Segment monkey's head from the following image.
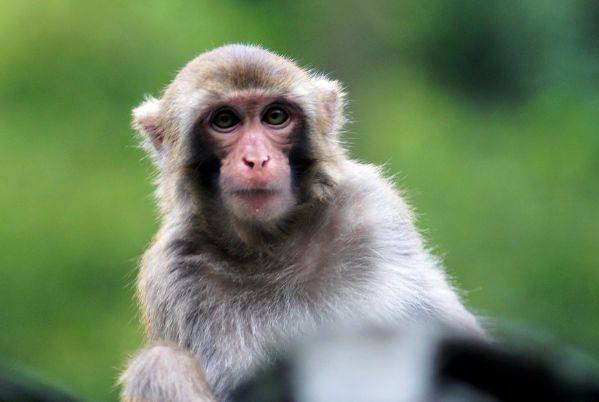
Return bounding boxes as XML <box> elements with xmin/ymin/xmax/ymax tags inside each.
<box><xmin>133</xmin><ymin>45</ymin><xmax>346</xmax><ymax>236</ymax></box>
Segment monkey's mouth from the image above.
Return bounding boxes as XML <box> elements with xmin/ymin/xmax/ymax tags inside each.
<box><xmin>232</xmin><ymin>188</ymin><xmax>278</xmax><ymax>197</ymax></box>
<box><xmin>229</xmin><ymin>188</ymin><xmax>286</xmax><ymax>215</ymax></box>
<box><xmin>231</xmin><ymin>188</ymin><xmax>279</xmax><ymax>203</ymax></box>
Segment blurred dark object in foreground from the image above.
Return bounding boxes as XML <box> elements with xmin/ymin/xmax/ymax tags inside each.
<box><xmin>438</xmin><ymin>337</ymin><xmax>599</xmax><ymax>402</ymax></box>
<box><xmin>233</xmin><ymin>329</ymin><xmax>599</xmax><ymax>402</ymax></box>
<box><xmin>2</xmin><ymin>329</ymin><xmax>598</xmax><ymax>402</ymax></box>
<box><xmin>0</xmin><ymin>366</ymin><xmax>80</xmax><ymax>402</ymax></box>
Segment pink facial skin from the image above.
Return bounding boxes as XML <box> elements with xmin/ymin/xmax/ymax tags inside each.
<box><xmin>203</xmin><ymin>95</ymin><xmax>298</xmax><ymax>223</ymax></box>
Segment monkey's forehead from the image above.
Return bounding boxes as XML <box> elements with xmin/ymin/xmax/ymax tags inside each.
<box><xmin>171</xmin><ymin>44</ymin><xmax>311</xmax><ymax>94</ymax></box>
<box><xmin>160</xmin><ymin>45</ymin><xmax>324</xmax><ymax>134</ymax></box>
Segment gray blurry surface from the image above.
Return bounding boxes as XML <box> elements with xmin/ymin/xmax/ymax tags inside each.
<box><xmin>295</xmin><ymin>331</ymin><xmax>433</xmax><ymax>402</ymax></box>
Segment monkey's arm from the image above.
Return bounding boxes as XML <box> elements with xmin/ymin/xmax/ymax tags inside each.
<box><xmin>119</xmin><ymin>343</ymin><xmax>217</xmax><ymax>402</ymax></box>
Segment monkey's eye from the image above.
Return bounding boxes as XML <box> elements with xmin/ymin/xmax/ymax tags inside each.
<box><xmin>263</xmin><ymin>106</ymin><xmax>290</xmax><ymax>127</ymax></box>
<box><xmin>211</xmin><ymin>109</ymin><xmax>240</xmax><ymax>131</ymax></box>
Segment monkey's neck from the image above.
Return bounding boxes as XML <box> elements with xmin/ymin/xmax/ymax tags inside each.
<box><xmin>184</xmin><ymin>197</ymin><xmax>326</xmax><ymax>262</ymax></box>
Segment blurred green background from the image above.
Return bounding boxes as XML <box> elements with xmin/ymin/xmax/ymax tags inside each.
<box><xmin>1</xmin><ymin>0</ymin><xmax>598</xmax><ymax>400</ymax></box>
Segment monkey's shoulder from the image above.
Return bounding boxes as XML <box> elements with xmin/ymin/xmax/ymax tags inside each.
<box><xmin>333</xmin><ymin>161</ymin><xmax>417</xmax><ymax>231</ymax></box>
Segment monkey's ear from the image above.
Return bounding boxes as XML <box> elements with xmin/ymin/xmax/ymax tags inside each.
<box><xmin>132</xmin><ymin>96</ymin><xmax>165</xmax><ymax>159</ymax></box>
<box><xmin>313</xmin><ymin>77</ymin><xmax>346</xmax><ymax>135</ymax></box>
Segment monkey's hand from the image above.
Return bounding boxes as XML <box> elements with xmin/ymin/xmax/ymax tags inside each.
<box><xmin>119</xmin><ymin>342</ymin><xmax>217</xmax><ymax>402</ymax></box>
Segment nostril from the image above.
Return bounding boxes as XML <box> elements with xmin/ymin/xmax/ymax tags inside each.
<box><xmin>243</xmin><ymin>157</ymin><xmax>255</xmax><ymax>169</ymax></box>
<box><xmin>243</xmin><ymin>156</ymin><xmax>270</xmax><ymax>169</ymax></box>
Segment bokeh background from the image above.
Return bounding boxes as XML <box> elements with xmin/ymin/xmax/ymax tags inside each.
<box><xmin>1</xmin><ymin>0</ymin><xmax>598</xmax><ymax>400</ymax></box>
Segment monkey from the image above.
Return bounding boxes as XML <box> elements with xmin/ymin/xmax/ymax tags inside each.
<box><xmin>119</xmin><ymin>44</ymin><xmax>483</xmax><ymax>402</ymax></box>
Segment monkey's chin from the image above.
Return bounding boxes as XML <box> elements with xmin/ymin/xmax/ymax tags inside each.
<box><xmin>226</xmin><ymin>189</ymin><xmax>294</xmax><ymax>223</ymax></box>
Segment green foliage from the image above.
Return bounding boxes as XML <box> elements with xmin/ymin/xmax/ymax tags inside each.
<box><xmin>1</xmin><ymin>1</ymin><xmax>598</xmax><ymax>400</ymax></box>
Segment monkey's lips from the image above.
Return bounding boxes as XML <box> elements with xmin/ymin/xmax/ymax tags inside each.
<box><xmin>227</xmin><ymin>187</ymin><xmax>286</xmax><ymax>214</ymax></box>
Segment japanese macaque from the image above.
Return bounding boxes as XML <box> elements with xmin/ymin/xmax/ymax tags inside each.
<box><xmin>119</xmin><ymin>44</ymin><xmax>483</xmax><ymax>402</ymax></box>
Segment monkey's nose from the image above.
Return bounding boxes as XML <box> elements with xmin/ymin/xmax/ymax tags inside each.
<box><xmin>242</xmin><ymin>155</ymin><xmax>270</xmax><ymax>169</ymax></box>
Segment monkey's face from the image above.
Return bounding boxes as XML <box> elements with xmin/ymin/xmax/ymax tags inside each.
<box><xmin>132</xmin><ymin>45</ymin><xmax>346</xmax><ymax>228</ymax></box>
<box><xmin>200</xmin><ymin>94</ymin><xmax>299</xmax><ymax>223</ymax></box>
